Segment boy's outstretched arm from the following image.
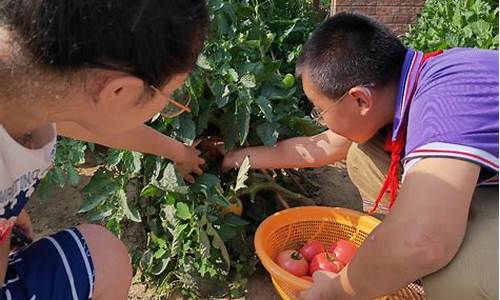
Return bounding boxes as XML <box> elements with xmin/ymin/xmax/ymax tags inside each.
<box><xmin>57</xmin><ymin>122</ymin><xmax>204</xmax><ymax>183</ymax></box>
<box><xmin>223</xmin><ymin>130</ymin><xmax>351</xmax><ymax>170</ymax></box>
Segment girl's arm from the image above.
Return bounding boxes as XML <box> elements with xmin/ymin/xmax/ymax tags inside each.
<box><xmin>57</xmin><ymin>122</ymin><xmax>204</xmax><ymax>182</ymax></box>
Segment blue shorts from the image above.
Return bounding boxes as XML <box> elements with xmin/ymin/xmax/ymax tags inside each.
<box><xmin>1</xmin><ymin>227</ymin><xmax>95</xmax><ymax>300</ymax></box>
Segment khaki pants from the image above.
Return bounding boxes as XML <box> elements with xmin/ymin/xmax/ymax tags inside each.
<box><xmin>346</xmin><ymin>134</ymin><xmax>499</xmax><ymax>300</ymax></box>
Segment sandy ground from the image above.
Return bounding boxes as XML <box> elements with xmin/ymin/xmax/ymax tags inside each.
<box><xmin>26</xmin><ymin>162</ymin><xmax>362</xmax><ymax>300</ymax></box>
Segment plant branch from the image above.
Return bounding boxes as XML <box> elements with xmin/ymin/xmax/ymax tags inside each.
<box><xmin>237</xmin><ymin>181</ymin><xmax>315</xmax><ymax>206</ymax></box>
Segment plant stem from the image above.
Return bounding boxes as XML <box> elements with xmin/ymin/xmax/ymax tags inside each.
<box><xmin>238</xmin><ymin>181</ymin><xmax>315</xmax><ymax>206</ymax></box>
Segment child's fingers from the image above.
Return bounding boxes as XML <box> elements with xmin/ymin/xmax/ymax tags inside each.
<box><xmin>193</xmin><ymin>167</ymin><xmax>203</xmax><ymax>175</ymax></box>
<box><xmin>185</xmin><ymin>174</ymin><xmax>195</xmax><ymax>183</ymax></box>
<box><xmin>193</xmin><ymin>139</ymin><xmax>203</xmax><ymax>147</ymax></box>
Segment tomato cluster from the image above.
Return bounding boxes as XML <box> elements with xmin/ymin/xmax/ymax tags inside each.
<box><xmin>275</xmin><ymin>240</ymin><xmax>358</xmax><ymax>281</ymax></box>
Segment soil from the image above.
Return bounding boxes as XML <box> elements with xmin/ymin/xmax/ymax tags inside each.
<box><xmin>26</xmin><ymin>162</ymin><xmax>362</xmax><ymax>300</ymax></box>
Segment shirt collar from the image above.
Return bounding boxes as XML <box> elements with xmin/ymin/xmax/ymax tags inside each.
<box><xmin>391</xmin><ymin>48</ymin><xmax>424</xmax><ymax>141</ymax></box>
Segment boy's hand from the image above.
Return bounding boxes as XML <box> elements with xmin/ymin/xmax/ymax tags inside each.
<box><xmin>175</xmin><ymin>143</ymin><xmax>205</xmax><ymax>183</ymax></box>
<box><xmin>198</xmin><ymin>136</ymin><xmax>225</xmax><ymax>157</ymax></box>
<box><xmin>300</xmin><ymin>271</ymin><xmax>339</xmax><ymax>300</ymax></box>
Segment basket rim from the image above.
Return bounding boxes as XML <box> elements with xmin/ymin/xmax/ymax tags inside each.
<box><xmin>254</xmin><ymin>206</ymin><xmax>381</xmax><ymax>292</ymax></box>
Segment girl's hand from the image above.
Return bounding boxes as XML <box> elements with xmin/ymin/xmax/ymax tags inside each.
<box><xmin>175</xmin><ymin>143</ymin><xmax>205</xmax><ymax>183</ymax></box>
<box><xmin>14</xmin><ymin>209</ymin><xmax>34</xmax><ymax>240</ymax></box>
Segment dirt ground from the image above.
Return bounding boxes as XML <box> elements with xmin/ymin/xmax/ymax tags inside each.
<box><xmin>26</xmin><ymin>162</ymin><xmax>362</xmax><ymax>300</ymax></box>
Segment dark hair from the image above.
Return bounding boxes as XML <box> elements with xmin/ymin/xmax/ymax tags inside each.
<box><xmin>1</xmin><ymin>0</ymin><xmax>209</xmax><ymax>87</ymax></box>
<box><xmin>297</xmin><ymin>13</ymin><xmax>407</xmax><ymax>99</ymax></box>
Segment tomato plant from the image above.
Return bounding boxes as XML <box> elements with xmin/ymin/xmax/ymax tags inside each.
<box><xmin>276</xmin><ymin>250</ymin><xmax>309</xmax><ymax>277</ymax></box>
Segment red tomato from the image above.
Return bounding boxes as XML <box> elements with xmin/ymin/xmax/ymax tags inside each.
<box><xmin>309</xmin><ymin>252</ymin><xmax>345</xmax><ymax>274</ymax></box>
<box><xmin>329</xmin><ymin>240</ymin><xmax>358</xmax><ymax>265</ymax></box>
<box><xmin>300</xmin><ymin>240</ymin><xmax>325</xmax><ymax>262</ymax></box>
<box><xmin>301</xmin><ymin>276</ymin><xmax>313</xmax><ymax>282</ymax></box>
<box><xmin>276</xmin><ymin>250</ymin><xmax>309</xmax><ymax>277</ymax></box>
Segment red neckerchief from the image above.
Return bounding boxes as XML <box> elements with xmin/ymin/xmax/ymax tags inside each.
<box><xmin>371</xmin><ymin>50</ymin><xmax>443</xmax><ymax>214</ymax></box>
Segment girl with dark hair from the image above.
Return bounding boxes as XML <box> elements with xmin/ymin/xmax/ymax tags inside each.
<box><xmin>0</xmin><ymin>0</ymin><xmax>209</xmax><ymax>299</ymax></box>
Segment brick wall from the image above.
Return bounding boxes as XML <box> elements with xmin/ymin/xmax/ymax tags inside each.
<box><xmin>332</xmin><ymin>0</ymin><xmax>426</xmax><ymax>35</ymax></box>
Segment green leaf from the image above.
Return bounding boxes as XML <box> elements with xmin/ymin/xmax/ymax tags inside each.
<box><xmin>218</xmin><ymin>224</ymin><xmax>237</xmax><ymax>241</ymax></box>
<box><xmin>105</xmin><ymin>149</ymin><xmax>124</xmax><ymax>167</ymax></box>
<box><xmin>225</xmin><ymin>214</ymin><xmax>250</xmax><ymax>227</ymax></box>
<box><xmin>197</xmin><ymin>54</ymin><xmax>213</xmax><ymax>70</ymax></box>
<box><xmin>209</xmin><ymin>193</ymin><xmax>230</xmax><ymax>207</ymax></box>
<box><xmin>199</xmin><ymin>229</ymin><xmax>211</xmax><ymax>257</ymax></box>
<box><xmin>172</xmin><ymin>114</ymin><xmax>196</xmax><ymax>145</ymax></box>
<box><xmin>87</xmin><ymin>209</ymin><xmax>113</xmax><ymax>222</ymax></box>
<box><xmin>240</xmin><ymin>74</ymin><xmax>256</xmax><ymax>88</ymax></box>
<box><xmin>470</xmin><ymin>20</ymin><xmax>491</xmax><ymax>36</ymax></box>
<box><xmin>176</xmin><ymin>202</ymin><xmax>191</xmax><ymax>220</ymax></box>
<box><xmin>234</xmin><ymin>156</ymin><xmax>251</xmax><ymax>191</ymax></box>
<box><xmin>227</xmin><ymin>68</ymin><xmax>239</xmax><ymax>82</ymax></box>
<box><xmin>236</xmin><ymin>91</ymin><xmax>251</xmax><ymax>145</ymax></box>
<box><xmin>34</xmin><ymin>175</ymin><xmax>51</xmax><ymax>200</ymax></box>
<box><xmin>79</xmin><ymin>194</ymin><xmax>107</xmax><ymax>213</ymax></box>
<box><xmin>65</xmin><ymin>165</ymin><xmax>80</xmax><ymax>187</ymax></box>
<box><xmin>161</xmin><ymin>204</ymin><xmax>177</xmax><ymax>226</ymax></box>
<box><xmin>192</xmin><ymin>174</ymin><xmax>220</xmax><ymax>194</ymax></box>
<box><xmin>140</xmin><ymin>184</ymin><xmax>162</xmax><ymax>197</ymax></box>
<box><xmin>117</xmin><ymin>189</ymin><xmax>141</xmax><ymax>222</ymax></box>
<box><xmin>141</xmin><ymin>250</ymin><xmax>154</xmax><ymax>268</ymax></box>
<box><xmin>256</xmin><ymin>122</ymin><xmax>279</xmax><ymax>146</ymax></box>
<box><xmin>158</xmin><ymin>163</ymin><xmax>188</xmax><ymax>194</ymax></box>
<box><xmin>255</xmin><ymin>96</ymin><xmax>273</xmax><ymax>122</ymax></box>
<box><xmin>219</xmin><ymin>110</ymin><xmax>238</xmax><ymax>151</ymax></box>
<box><xmin>81</xmin><ymin>169</ymin><xmax>113</xmax><ymax>195</ymax></box>
<box><xmin>154</xmin><ymin>248</ymin><xmax>167</xmax><ymax>259</ymax></box>
<box><xmin>54</xmin><ymin>167</ymin><xmax>65</xmax><ymax>187</ymax></box>
<box><xmin>206</xmin><ymin>223</ymin><xmax>230</xmax><ymax>270</ymax></box>
<box><xmin>151</xmin><ymin>258</ymin><xmax>171</xmax><ymax>275</ymax></box>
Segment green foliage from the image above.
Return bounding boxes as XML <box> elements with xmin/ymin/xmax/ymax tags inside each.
<box><xmin>405</xmin><ymin>0</ymin><xmax>499</xmax><ymax>50</ymax></box>
<box><xmin>39</xmin><ymin>0</ymin><xmax>321</xmax><ymax>298</ymax></box>
<box><xmin>35</xmin><ymin>139</ymin><xmax>88</xmax><ymax>200</ymax></box>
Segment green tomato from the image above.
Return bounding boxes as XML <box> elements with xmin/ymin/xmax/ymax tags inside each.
<box><xmin>281</xmin><ymin>73</ymin><xmax>295</xmax><ymax>89</ymax></box>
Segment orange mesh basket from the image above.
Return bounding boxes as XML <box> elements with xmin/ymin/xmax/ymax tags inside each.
<box><xmin>254</xmin><ymin>206</ymin><xmax>426</xmax><ymax>300</ymax></box>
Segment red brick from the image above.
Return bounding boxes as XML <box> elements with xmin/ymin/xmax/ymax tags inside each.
<box><xmin>378</xmin><ymin>15</ymin><xmax>397</xmax><ymax>24</ymax></box>
<box><xmin>352</xmin><ymin>0</ymin><xmax>376</xmax><ymax>5</ymax></box>
<box><xmin>399</xmin><ymin>6</ymin><xmax>421</xmax><ymax>15</ymax></box>
<box><xmin>409</xmin><ymin>14</ymin><xmax>418</xmax><ymax>23</ymax></box>
<box><xmin>393</xmin><ymin>14</ymin><xmax>413</xmax><ymax>24</ymax></box>
<box><xmin>335</xmin><ymin>0</ymin><xmax>353</xmax><ymax>5</ymax></box>
<box><xmin>376</xmin><ymin>6</ymin><xmax>399</xmax><ymax>15</ymax></box>
<box><xmin>339</xmin><ymin>5</ymin><xmax>377</xmax><ymax>15</ymax></box>
<box><xmin>401</xmin><ymin>0</ymin><xmax>425</xmax><ymax>5</ymax></box>
<box><xmin>331</xmin><ymin>0</ymin><xmax>424</xmax><ymax>33</ymax></box>
<box><xmin>378</xmin><ymin>0</ymin><xmax>401</xmax><ymax>5</ymax></box>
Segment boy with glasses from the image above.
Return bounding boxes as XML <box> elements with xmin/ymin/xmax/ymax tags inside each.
<box><xmin>224</xmin><ymin>13</ymin><xmax>498</xmax><ymax>300</ymax></box>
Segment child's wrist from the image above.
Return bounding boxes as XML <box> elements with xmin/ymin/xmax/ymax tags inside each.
<box><xmin>166</xmin><ymin>142</ymin><xmax>190</xmax><ymax>163</ymax></box>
